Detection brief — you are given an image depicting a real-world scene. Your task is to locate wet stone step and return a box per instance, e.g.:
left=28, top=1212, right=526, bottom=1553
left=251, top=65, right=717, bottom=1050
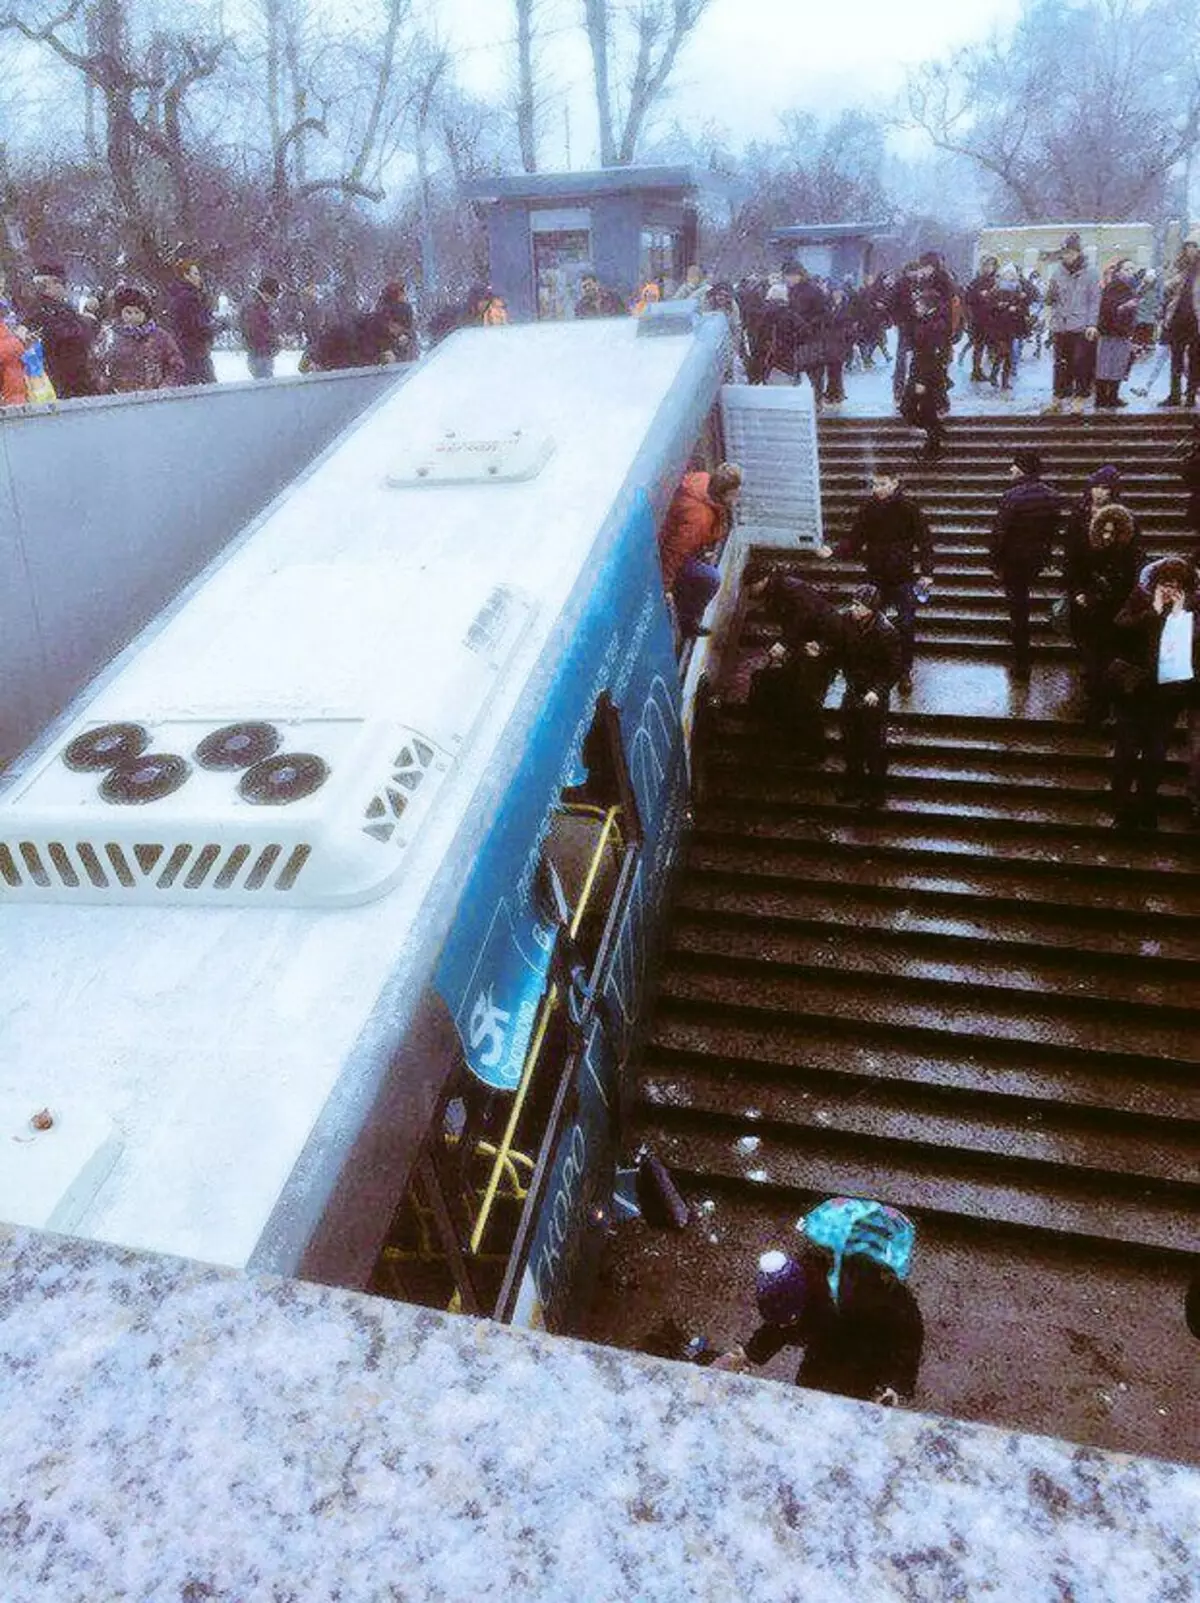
left=702, top=771, right=1188, bottom=831
left=716, top=708, right=1112, bottom=755
left=705, top=751, right=1118, bottom=795
left=657, top=962, right=1200, bottom=1064
left=691, top=811, right=1200, bottom=889
left=666, top=917, right=1199, bottom=1012
left=683, top=836, right=1200, bottom=921
left=637, top=1069, right=1200, bottom=1186
left=709, top=724, right=1130, bottom=773
left=673, top=875, right=1200, bottom=963
left=639, top=1126, right=1200, bottom=1257
left=645, top=1025, right=1200, bottom=1124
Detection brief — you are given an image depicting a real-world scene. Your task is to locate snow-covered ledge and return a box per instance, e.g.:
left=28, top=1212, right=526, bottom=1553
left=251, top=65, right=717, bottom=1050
left=2, top=1224, right=1196, bottom=1602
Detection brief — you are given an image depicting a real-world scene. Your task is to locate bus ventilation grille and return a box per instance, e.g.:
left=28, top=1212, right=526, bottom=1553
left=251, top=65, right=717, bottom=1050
left=0, top=716, right=451, bottom=907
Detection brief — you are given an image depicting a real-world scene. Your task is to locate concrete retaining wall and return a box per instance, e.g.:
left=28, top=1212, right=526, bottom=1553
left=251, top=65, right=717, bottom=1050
left=0, top=367, right=400, bottom=766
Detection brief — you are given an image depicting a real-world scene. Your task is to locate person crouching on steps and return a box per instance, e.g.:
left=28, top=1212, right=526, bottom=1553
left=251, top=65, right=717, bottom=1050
left=835, top=585, right=902, bottom=811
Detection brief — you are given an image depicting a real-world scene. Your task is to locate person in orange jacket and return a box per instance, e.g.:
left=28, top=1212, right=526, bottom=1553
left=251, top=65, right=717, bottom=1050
left=0, top=320, right=29, bottom=405
left=631, top=281, right=662, bottom=316
left=658, top=463, right=742, bottom=640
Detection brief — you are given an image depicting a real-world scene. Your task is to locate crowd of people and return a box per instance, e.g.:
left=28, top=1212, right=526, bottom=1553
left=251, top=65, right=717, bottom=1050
left=658, top=432, right=1200, bottom=833
left=9, top=227, right=1200, bottom=429
left=0, top=259, right=427, bottom=405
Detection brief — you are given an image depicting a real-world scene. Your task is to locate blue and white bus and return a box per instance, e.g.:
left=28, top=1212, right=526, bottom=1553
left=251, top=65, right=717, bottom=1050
left=0, top=309, right=735, bottom=1332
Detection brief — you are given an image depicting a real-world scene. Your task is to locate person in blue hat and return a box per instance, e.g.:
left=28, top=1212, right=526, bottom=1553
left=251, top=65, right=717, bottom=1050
left=715, top=1205, right=924, bottom=1405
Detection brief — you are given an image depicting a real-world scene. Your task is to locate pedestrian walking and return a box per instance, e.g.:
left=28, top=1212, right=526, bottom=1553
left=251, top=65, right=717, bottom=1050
left=819, top=471, right=934, bottom=695
left=1063, top=482, right=1143, bottom=725
left=964, top=256, right=999, bottom=381
left=834, top=585, right=903, bottom=809
left=165, top=260, right=217, bottom=386
left=240, top=275, right=282, bottom=379
left=1108, top=558, right=1200, bottom=830
left=1094, top=261, right=1139, bottom=408
left=989, top=449, right=1065, bottom=681
left=1160, top=241, right=1200, bottom=409
left=784, top=262, right=828, bottom=407
left=1043, top=233, right=1099, bottom=414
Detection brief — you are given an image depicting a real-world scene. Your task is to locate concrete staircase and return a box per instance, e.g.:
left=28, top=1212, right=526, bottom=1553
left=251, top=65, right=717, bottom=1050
left=811, top=413, right=1196, bottom=660
left=586, top=411, right=1200, bottom=1464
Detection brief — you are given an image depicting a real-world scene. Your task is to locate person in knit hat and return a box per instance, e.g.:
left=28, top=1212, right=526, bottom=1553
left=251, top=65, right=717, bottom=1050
left=990, top=450, right=1065, bottom=680
left=714, top=1213, right=924, bottom=1405
left=98, top=285, right=185, bottom=393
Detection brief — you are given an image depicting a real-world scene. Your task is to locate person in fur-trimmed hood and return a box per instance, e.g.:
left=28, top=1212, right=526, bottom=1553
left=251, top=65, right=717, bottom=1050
left=99, top=285, right=186, bottom=393
left=1064, top=488, right=1143, bottom=723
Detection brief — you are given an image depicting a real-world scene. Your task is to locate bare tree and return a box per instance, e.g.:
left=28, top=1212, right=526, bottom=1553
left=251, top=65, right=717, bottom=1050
left=905, top=0, right=1200, bottom=222
left=581, top=0, right=714, bottom=166
left=0, top=0, right=227, bottom=273
left=514, top=0, right=537, bottom=172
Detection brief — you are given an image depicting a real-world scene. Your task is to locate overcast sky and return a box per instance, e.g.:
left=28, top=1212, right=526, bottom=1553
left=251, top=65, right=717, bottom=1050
left=435, top=0, right=1024, bottom=164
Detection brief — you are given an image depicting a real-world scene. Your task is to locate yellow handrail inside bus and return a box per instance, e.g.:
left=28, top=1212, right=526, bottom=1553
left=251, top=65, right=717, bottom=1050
left=467, top=805, right=623, bottom=1257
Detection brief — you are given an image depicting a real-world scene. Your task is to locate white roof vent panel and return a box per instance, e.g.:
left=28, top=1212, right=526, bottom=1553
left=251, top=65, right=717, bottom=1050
left=387, top=428, right=555, bottom=487
left=0, top=716, right=454, bottom=905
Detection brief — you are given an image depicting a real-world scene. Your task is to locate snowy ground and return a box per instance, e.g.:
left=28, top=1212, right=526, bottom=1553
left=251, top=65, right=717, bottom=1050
left=801, top=338, right=1178, bottom=419
left=212, top=347, right=303, bottom=384
left=213, top=338, right=1184, bottom=416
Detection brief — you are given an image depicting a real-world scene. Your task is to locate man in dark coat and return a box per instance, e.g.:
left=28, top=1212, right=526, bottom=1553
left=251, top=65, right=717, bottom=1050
left=1108, top=558, right=1200, bottom=829
left=574, top=273, right=624, bottom=318
left=834, top=585, right=903, bottom=808
left=823, top=472, right=934, bottom=695
left=239, top=274, right=282, bottom=379
left=376, top=279, right=417, bottom=356
left=989, top=448, right=1065, bottom=680
left=1159, top=241, right=1200, bottom=410
left=27, top=261, right=98, bottom=397
left=784, top=262, right=828, bottom=404
left=165, top=261, right=216, bottom=385
left=964, top=255, right=999, bottom=382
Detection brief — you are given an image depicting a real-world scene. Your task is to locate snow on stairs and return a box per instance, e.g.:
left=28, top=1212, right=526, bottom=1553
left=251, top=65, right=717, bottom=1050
left=636, top=700, right=1200, bottom=1262
left=769, top=411, right=1200, bottom=661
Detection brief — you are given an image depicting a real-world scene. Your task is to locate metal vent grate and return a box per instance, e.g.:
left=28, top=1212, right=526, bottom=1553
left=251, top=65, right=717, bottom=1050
left=0, top=839, right=307, bottom=894
left=720, top=386, right=824, bottom=547
left=465, top=587, right=520, bottom=658
left=362, top=738, right=438, bottom=845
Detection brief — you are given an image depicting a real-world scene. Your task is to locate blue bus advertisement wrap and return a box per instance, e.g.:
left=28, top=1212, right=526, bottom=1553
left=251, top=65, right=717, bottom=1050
left=434, top=490, right=690, bottom=1326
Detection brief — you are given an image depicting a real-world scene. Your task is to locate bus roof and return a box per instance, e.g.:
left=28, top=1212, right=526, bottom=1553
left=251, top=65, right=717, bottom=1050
left=0, top=316, right=726, bottom=1274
